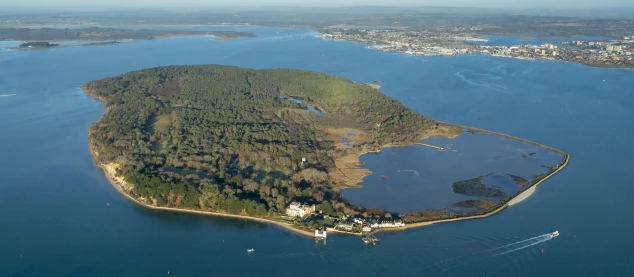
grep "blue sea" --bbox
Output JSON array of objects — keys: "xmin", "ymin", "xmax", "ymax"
[{"xmin": 1, "ymin": 26, "xmax": 634, "ymax": 276}]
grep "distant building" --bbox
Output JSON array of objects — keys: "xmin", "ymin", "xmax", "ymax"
[
  {"xmin": 315, "ymin": 229, "xmax": 327, "ymax": 239},
  {"xmin": 606, "ymin": 45, "xmax": 615, "ymax": 51},
  {"xmin": 285, "ymin": 202, "xmax": 316, "ymax": 218}
]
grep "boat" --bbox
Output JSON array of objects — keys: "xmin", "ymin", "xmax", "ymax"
[
  {"xmin": 247, "ymin": 248, "xmax": 255, "ymax": 253},
  {"xmin": 551, "ymin": 231, "xmax": 559, "ymax": 237},
  {"xmin": 361, "ymin": 236, "xmax": 370, "ymax": 244}
]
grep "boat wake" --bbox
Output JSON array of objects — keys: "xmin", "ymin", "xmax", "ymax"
[
  {"xmin": 398, "ymin": 169, "xmax": 420, "ymax": 177},
  {"xmin": 408, "ymin": 232, "xmax": 559, "ymax": 274},
  {"xmin": 489, "ymin": 232, "xmax": 558, "ymax": 255},
  {"xmin": 0, "ymin": 94, "xmax": 16, "ymax": 97}
]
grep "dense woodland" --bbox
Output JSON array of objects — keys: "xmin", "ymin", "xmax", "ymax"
[
  {"xmin": 85, "ymin": 65, "xmax": 436, "ymax": 225},
  {"xmin": 0, "ymin": 27, "xmax": 255, "ymax": 41}
]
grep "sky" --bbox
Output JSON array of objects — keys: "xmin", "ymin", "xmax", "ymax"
[{"xmin": 2, "ymin": 0, "xmax": 634, "ymax": 9}]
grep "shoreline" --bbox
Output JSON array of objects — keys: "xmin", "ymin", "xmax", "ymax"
[
  {"xmin": 96, "ymin": 162, "xmax": 315, "ymax": 238},
  {"xmin": 83, "ymin": 87, "xmax": 570, "ymax": 239}
]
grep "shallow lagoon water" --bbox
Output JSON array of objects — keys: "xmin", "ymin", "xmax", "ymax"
[
  {"xmin": 341, "ymin": 131, "xmax": 565, "ymax": 213},
  {"xmin": 1, "ymin": 26, "xmax": 634, "ymax": 276}
]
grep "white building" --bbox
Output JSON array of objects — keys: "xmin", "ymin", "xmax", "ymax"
[
  {"xmin": 315, "ymin": 229, "xmax": 327, "ymax": 239},
  {"xmin": 285, "ymin": 202, "xmax": 316, "ymax": 218},
  {"xmin": 371, "ymin": 219, "xmax": 406, "ymax": 228}
]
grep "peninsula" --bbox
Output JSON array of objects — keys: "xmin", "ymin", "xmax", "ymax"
[
  {"xmin": 84, "ymin": 65, "xmax": 568, "ymax": 236},
  {"xmin": 0, "ymin": 27, "xmax": 256, "ymax": 42}
]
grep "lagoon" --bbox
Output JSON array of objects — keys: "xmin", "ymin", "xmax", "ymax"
[
  {"xmin": 1, "ymin": 26, "xmax": 634, "ymax": 276},
  {"xmin": 342, "ymin": 131, "xmax": 565, "ymax": 213}
]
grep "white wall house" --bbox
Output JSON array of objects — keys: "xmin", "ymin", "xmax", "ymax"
[{"xmin": 285, "ymin": 202, "xmax": 316, "ymax": 218}]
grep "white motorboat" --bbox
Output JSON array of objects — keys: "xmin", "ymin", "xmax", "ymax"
[
  {"xmin": 551, "ymin": 231, "xmax": 559, "ymax": 237},
  {"xmin": 247, "ymin": 249, "xmax": 255, "ymax": 253}
]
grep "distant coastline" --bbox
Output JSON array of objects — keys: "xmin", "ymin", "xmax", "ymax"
[
  {"xmin": 9, "ymin": 41, "xmax": 129, "ymax": 50},
  {"xmin": 0, "ymin": 27, "xmax": 256, "ymax": 44}
]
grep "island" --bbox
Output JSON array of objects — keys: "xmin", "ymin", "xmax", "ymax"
[
  {"xmin": 18, "ymin": 41, "xmax": 60, "ymax": 49},
  {"xmin": 0, "ymin": 27, "xmax": 256, "ymax": 42},
  {"xmin": 83, "ymin": 64, "xmax": 569, "ymax": 238}
]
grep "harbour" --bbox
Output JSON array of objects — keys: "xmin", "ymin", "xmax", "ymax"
[{"xmin": 1, "ymin": 26, "xmax": 633, "ymax": 276}]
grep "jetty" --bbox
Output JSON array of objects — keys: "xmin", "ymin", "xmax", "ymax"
[{"xmin": 361, "ymin": 232, "xmax": 380, "ymax": 245}]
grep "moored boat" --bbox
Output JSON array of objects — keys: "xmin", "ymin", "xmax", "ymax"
[{"xmin": 361, "ymin": 236, "xmax": 370, "ymax": 244}]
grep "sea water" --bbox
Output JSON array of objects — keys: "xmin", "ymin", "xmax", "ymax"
[{"xmin": 1, "ymin": 26, "xmax": 634, "ymax": 276}]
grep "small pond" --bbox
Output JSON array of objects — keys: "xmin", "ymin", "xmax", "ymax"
[{"xmin": 281, "ymin": 95, "xmax": 324, "ymax": 115}]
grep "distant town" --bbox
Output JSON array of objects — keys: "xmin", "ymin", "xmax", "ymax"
[{"xmin": 318, "ymin": 28, "xmax": 634, "ymax": 68}]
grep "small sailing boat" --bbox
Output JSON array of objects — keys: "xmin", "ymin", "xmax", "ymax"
[{"xmin": 247, "ymin": 248, "xmax": 255, "ymax": 253}]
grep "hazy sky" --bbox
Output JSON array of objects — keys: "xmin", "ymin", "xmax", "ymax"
[{"xmin": 3, "ymin": 0, "xmax": 634, "ymax": 9}]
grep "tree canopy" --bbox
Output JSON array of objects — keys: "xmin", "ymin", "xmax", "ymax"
[{"xmin": 84, "ymin": 64, "xmax": 435, "ymax": 220}]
